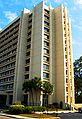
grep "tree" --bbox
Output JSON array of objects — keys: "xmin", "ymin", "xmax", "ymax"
[
  {"xmin": 31, "ymin": 77, "xmax": 42, "ymax": 105},
  {"xmin": 74, "ymin": 56, "xmax": 82, "ymax": 103},
  {"xmin": 23, "ymin": 77, "xmax": 53, "ymax": 106},
  {"xmin": 42, "ymin": 81, "xmax": 53, "ymax": 106},
  {"xmin": 23, "ymin": 77, "xmax": 42, "ymax": 105},
  {"xmin": 23, "ymin": 79, "xmax": 34, "ymax": 105}
]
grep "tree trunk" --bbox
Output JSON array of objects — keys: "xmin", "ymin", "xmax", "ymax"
[{"xmin": 31, "ymin": 89, "xmax": 34, "ymax": 106}]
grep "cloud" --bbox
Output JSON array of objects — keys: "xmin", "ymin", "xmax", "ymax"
[
  {"xmin": 4, "ymin": 11, "xmax": 17, "ymax": 22},
  {"xmin": 54, "ymin": 0, "xmax": 62, "ymax": 3},
  {"xmin": 44, "ymin": 0, "xmax": 49, "ymax": 3},
  {"xmin": 75, "ymin": 0, "xmax": 82, "ymax": 5},
  {"xmin": 74, "ymin": 0, "xmax": 82, "ymax": 8}
]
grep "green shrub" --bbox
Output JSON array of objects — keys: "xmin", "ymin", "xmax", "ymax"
[
  {"xmin": 37, "ymin": 106, "xmax": 46, "ymax": 112},
  {"xmin": 32, "ymin": 106, "xmax": 46, "ymax": 112},
  {"xmin": 9, "ymin": 105, "xmax": 46, "ymax": 114},
  {"xmin": 9, "ymin": 104, "xmax": 25, "ymax": 114},
  {"xmin": 23, "ymin": 106, "xmax": 33, "ymax": 113},
  {"xmin": 63, "ymin": 104, "xmax": 71, "ymax": 110},
  {"xmin": 23, "ymin": 106, "xmax": 46, "ymax": 113}
]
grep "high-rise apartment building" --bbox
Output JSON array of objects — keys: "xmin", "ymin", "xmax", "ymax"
[{"xmin": 0, "ymin": 1, "xmax": 75, "ymax": 107}]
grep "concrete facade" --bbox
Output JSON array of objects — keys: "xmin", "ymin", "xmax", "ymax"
[{"xmin": 0, "ymin": 2, "xmax": 75, "ymax": 107}]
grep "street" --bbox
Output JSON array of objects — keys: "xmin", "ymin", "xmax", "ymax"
[{"xmin": 58, "ymin": 112, "xmax": 82, "ymax": 119}]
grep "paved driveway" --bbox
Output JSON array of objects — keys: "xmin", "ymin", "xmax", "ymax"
[{"xmin": 58, "ymin": 112, "xmax": 82, "ymax": 119}]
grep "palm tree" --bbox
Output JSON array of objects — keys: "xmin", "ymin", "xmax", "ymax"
[
  {"xmin": 42, "ymin": 81, "xmax": 53, "ymax": 106},
  {"xmin": 23, "ymin": 77, "xmax": 42, "ymax": 105},
  {"xmin": 23, "ymin": 80, "xmax": 34, "ymax": 105},
  {"xmin": 32, "ymin": 77, "xmax": 42, "ymax": 105},
  {"xmin": 23, "ymin": 78, "xmax": 53, "ymax": 106}
]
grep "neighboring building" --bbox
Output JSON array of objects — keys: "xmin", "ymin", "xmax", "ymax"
[{"xmin": 0, "ymin": 1, "xmax": 75, "ymax": 107}]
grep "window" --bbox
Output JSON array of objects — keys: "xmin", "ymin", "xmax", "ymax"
[
  {"xmin": 9, "ymin": 84, "xmax": 13, "ymax": 89},
  {"xmin": 64, "ymin": 27, "xmax": 66, "ymax": 30},
  {"xmin": 26, "ymin": 51, "xmax": 30, "ymax": 56},
  {"xmin": 11, "ymin": 62, "xmax": 15, "ymax": 67},
  {"xmin": 25, "ymin": 74, "xmax": 29, "ymax": 79},
  {"xmin": 28, "ymin": 19, "xmax": 32, "ymax": 23},
  {"xmin": 44, "ymin": 28, "xmax": 49, "ymax": 32},
  {"xmin": 44, "ymin": 41, "xmax": 49, "ymax": 47},
  {"xmin": 43, "ymin": 73, "xmax": 49, "ymax": 78},
  {"xmin": 43, "ymin": 56, "xmax": 49, "ymax": 62},
  {"xmin": 65, "ymin": 47, "xmax": 66, "ymax": 51},
  {"xmin": 44, "ymin": 9, "xmax": 49, "ymax": 14},
  {"xmin": 28, "ymin": 25, "xmax": 32, "ymax": 29},
  {"xmin": 66, "ymin": 78, "xmax": 68, "ymax": 83},
  {"xmin": 43, "ymin": 64, "xmax": 49, "ymax": 70},
  {"xmin": 66, "ymin": 87, "xmax": 68, "ymax": 91},
  {"xmin": 66, "ymin": 70, "xmax": 68, "ymax": 75},
  {"xmin": 66, "ymin": 62, "xmax": 67, "ymax": 67},
  {"xmin": 65, "ymin": 55, "xmax": 67, "ymax": 59},
  {"xmin": 27, "ymin": 38, "xmax": 31, "ymax": 42},
  {"xmin": 9, "ymin": 76, "xmax": 14, "ymax": 81},
  {"xmin": 11, "ymin": 55, "xmax": 16, "ymax": 60},
  {"xmin": 25, "ymin": 66, "xmax": 29, "ymax": 71},
  {"xmin": 64, "ymin": 21, "xmax": 66, "ymax": 24},
  {"xmin": 65, "ymin": 40, "xmax": 66, "ymax": 44},
  {"xmin": 29, "ymin": 13, "xmax": 32, "ymax": 18},
  {"xmin": 28, "ymin": 31, "xmax": 31, "ymax": 36},
  {"xmin": 66, "ymin": 96, "xmax": 68, "ymax": 102},
  {"xmin": 6, "ymin": 84, "xmax": 13, "ymax": 89},
  {"xmin": 26, "ymin": 59, "xmax": 30, "ymax": 64},
  {"xmin": 27, "ymin": 44, "xmax": 31, "ymax": 49},
  {"xmin": 44, "ymin": 15, "xmax": 49, "ymax": 19},
  {"xmin": 64, "ymin": 34, "xmax": 66, "ymax": 37},
  {"xmin": 10, "ymin": 69, "xmax": 15, "ymax": 74},
  {"xmin": 44, "ymin": 21, "xmax": 49, "ymax": 26},
  {"xmin": 13, "ymin": 43, "xmax": 17, "ymax": 47},
  {"xmin": 0, "ymin": 74, "xmax": 2, "ymax": 77},
  {"xmin": 12, "ymin": 49, "xmax": 16, "ymax": 53},
  {"xmin": 44, "ymin": 48, "xmax": 49, "ymax": 54},
  {"xmin": 44, "ymin": 34, "xmax": 49, "ymax": 39}
]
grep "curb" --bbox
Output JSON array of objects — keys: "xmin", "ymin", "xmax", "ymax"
[{"xmin": 0, "ymin": 113, "xmax": 36, "ymax": 119}]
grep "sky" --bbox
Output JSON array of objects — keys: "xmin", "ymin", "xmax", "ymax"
[{"xmin": 0, "ymin": 0, "xmax": 82, "ymax": 62}]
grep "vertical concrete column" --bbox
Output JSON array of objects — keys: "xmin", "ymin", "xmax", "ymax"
[
  {"xmin": 13, "ymin": 9, "xmax": 30, "ymax": 103},
  {"xmin": 6, "ymin": 94, "xmax": 9, "ymax": 106}
]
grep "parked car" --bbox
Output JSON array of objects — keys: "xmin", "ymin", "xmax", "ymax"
[{"xmin": 78, "ymin": 107, "xmax": 82, "ymax": 113}]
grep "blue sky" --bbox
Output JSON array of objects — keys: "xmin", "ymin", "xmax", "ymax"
[{"xmin": 0, "ymin": 0, "xmax": 82, "ymax": 61}]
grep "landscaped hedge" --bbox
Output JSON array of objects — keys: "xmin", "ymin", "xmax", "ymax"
[
  {"xmin": 9, "ymin": 104, "xmax": 25, "ymax": 114},
  {"xmin": 63, "ymin": 104, "xmax": 71, "ymax": 110},
  {"xmin": 9, "ymin": 105, "xmax": 46, "ymax": 114}
]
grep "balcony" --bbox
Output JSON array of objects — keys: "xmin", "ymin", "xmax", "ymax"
[{"xmin": 0, "ymin": 21, "xmax": 19, "ymax": 39}]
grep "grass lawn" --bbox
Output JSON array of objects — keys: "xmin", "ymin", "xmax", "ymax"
[{"xmin": 19, "ymin": 113, "xmax": 60, "ymax": 119}]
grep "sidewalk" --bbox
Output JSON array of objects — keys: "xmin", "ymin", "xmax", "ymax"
[
  {"xmin": 0, "ymin": 110, "xmax": 75, "ymax": 119},
  {"xmin": 0, "ymin": 112, "xmax": 36, "ymax": 119}
]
